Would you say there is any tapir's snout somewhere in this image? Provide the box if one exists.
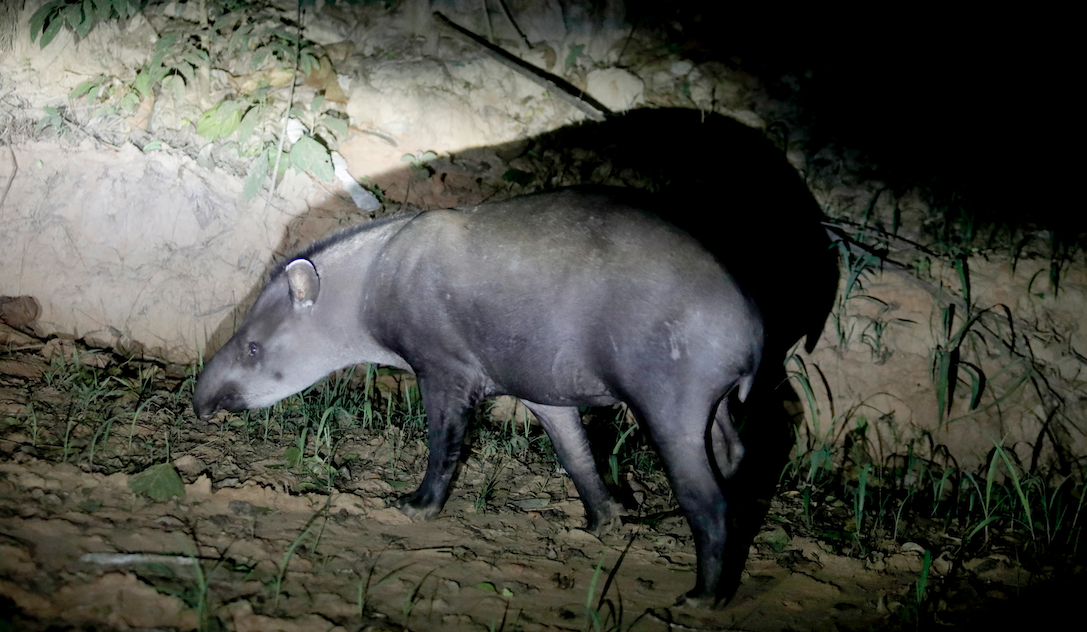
[192,378,246,421]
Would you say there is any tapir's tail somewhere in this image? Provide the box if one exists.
[736,370,756,404]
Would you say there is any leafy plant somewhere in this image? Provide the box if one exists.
[475,459,505,514]
[831,241,882,353]
[584,552,607,632]
[35,106,66,136]
[401,150,439,179]
[290,135,335,182]
[29,0,145,49]
[269,504,329,610]
[853,462,871,538]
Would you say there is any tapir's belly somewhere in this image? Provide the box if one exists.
[454,303,727,407]
[475,338,619,406]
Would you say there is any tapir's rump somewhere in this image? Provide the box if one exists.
[194,186,764,605]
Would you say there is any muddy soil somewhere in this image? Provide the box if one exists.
[0,342,1068,631]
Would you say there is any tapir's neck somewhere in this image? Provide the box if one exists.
[309,213,419,372]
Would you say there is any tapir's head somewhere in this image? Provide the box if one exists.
[193,259,346,421]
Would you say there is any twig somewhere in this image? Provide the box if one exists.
[81,552,200,568]
[0,135,16,219]
[496,0,530,48]
[264,2,303,217]
[479,0,493,43]
[432,11,610,122]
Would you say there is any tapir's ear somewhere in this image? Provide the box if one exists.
[285,259,320,309]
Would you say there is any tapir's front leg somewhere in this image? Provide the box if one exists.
[394,378,472,519]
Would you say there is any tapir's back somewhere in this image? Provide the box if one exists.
[369,187,763,405]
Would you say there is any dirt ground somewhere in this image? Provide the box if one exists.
[0,342,1065,632]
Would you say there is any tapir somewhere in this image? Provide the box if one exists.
[193,186,764,605]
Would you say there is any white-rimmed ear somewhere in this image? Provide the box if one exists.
[285,259,320,309]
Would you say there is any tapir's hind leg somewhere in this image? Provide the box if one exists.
[522,402,625,534]
[395,377,473,519]
[635,399,730,607]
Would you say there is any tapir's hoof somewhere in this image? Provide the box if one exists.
[586,501,627,536]
[674,591,722,610]
[392,493,442,520]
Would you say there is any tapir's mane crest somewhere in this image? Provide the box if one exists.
[268,211,421,281]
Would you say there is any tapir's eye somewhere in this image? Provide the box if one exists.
[247,342,260,357]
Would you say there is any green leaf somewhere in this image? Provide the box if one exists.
[475,582,497,593]
[74,0,95,39]
[196,101,243,140]
[92,0,111,21]
[269,42,290,60]
[63,3,82,30]
[301,52,318,75]
[151,34,175,67]
[243,152,269,201]
[142,140,162,152]
[283,446,302,468]
[237,105,263,144]
[132,69,152,98]
[182,49,209,66]
[290,136,334,182]
[565,44,583,70]
[310,93,324,112]
[176,61,194,84]
[70,78,99,102]
[40,15,65,48]
[29,1,65,43]
[966,515,1000,541]
[119,91,139,113]
[319,116,347,139]
[35,110,53,134]
[266,27,296,42]
[128,463,186,501]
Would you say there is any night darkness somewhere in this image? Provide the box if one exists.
[626,3,1075,240]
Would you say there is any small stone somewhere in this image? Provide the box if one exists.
[670,60,693,76]
[173,454,206,477]
[585,68,644,112]
[185,475,212,496]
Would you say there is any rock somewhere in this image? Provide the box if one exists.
[173,455,206,477]
[561,527,600,544]
[585,68,644,112]
[0,296,40,328]
[0,325,37,348]
[0,356,45,379]
[185,475,212,496]
[670,60,693,76]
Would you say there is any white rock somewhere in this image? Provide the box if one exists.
[670,60,693,76]
[585,68,644,112]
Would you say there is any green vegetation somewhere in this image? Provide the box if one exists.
[782,409,1086,627]
[31,1,348,201]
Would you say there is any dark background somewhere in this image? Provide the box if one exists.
[625,3,1074,240]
